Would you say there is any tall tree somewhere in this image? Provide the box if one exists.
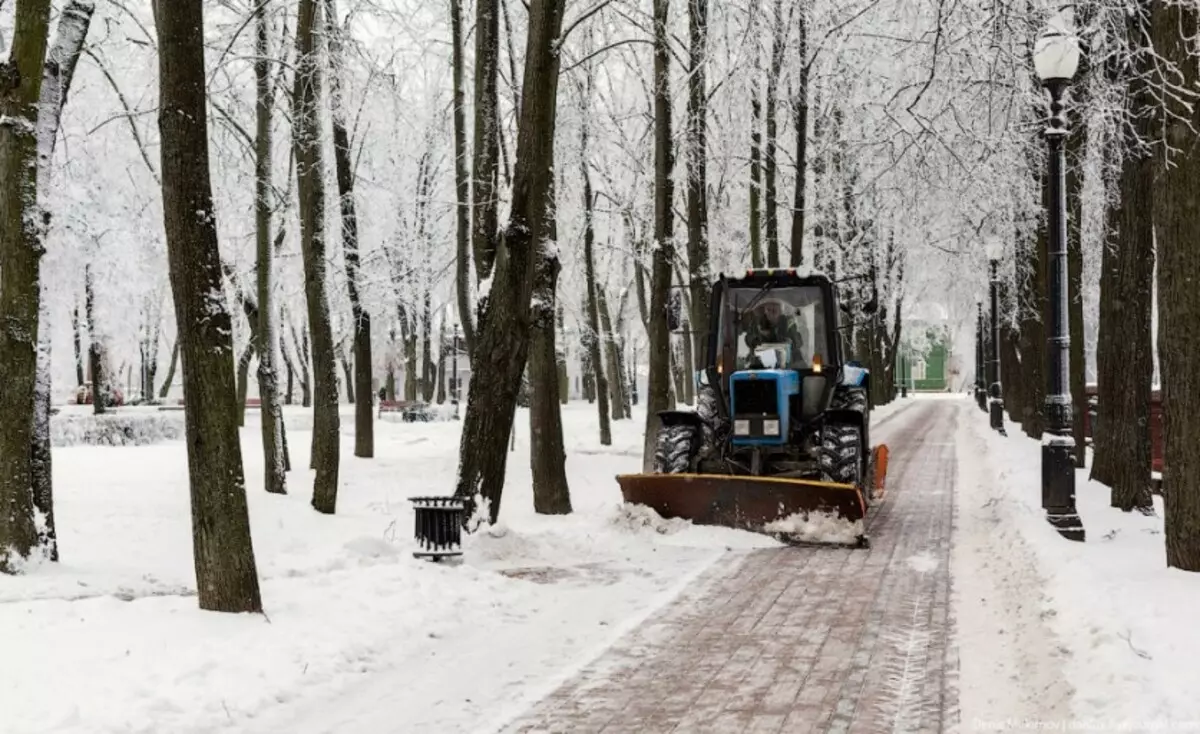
[453,0,566,522]
[253,0,287,494]
[324,0,373,459]
[29,0,94,562]
[153,0,263,612]
[529,161,572,515]
[294,0,341,513]
[685,0,710,373]
[788,6,809,266]
[763,0,786,268]
[449,0,475,355]
[1091,3,1154,514]
[1152,0,1200,571]
[0,0,53,573]
[579,69,612,446]
[748,4,763,268]
[642,0,676,470]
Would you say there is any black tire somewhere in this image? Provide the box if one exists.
[831,385,868,413]
[653,422,698,474]
[695,381,724,459]
[817,422,863,486]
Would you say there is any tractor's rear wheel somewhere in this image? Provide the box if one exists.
[817,423,863,486]
[654,423,698,474]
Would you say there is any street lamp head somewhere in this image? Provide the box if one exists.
[1033,22,1080,85]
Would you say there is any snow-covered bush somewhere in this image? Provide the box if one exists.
[50,413,185,447]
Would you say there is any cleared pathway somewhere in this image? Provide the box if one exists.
[502,401,958,733]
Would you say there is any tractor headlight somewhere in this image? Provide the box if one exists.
[734,419,750,435]
[763,419,780,435]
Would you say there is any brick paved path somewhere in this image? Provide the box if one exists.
[502,401,958,733]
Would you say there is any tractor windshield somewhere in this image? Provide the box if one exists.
[727,285,829,370]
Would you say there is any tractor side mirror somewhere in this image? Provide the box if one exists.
[667,291,682,332]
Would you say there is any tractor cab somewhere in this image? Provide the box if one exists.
[707,270,844,441]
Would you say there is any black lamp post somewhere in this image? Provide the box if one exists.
[976,302,986,411]
[451,321,461,420]
[1035,17,1084,542]
[988,257,1006,435]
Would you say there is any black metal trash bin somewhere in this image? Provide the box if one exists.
[409,496,471,560]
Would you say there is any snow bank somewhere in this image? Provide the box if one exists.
[50,411,184,446]
[1,403,772,734]
[958,403,1200,728]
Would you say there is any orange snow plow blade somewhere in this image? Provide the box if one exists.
[871,444,890,501]
[616,472,867,534]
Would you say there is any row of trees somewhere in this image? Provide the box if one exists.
[974,3,1200,571]
[2,0,1035,610]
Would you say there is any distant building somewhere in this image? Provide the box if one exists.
[896,302,955,392]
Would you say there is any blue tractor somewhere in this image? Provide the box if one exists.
[617,269,889,547]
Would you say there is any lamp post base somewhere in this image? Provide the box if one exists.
[1042,438,1084,541]
[989,399,1006,435]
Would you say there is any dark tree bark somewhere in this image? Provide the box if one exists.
[159,338,179,399]
[1018,162,1046,439]
[597,284,627,420]
[450,0,475,355]
[0,0,53,572]
[339,348,354,403]
[325,0,373,459]
[1091,6,1155,514]
[26,0,93,563]
[436,318,447,404]
[253,0,286,494]
[763,0,785,268]
[472,0,500,287]
[642,0,676,470]
[294,0,341,513]
[72,304,85,386]
[579,79,611,446]
[84,264,107,414]
[1152,0,1200,571]
[529,162,572,515]
[686,0,710,373]
[788,8,809,267]
[453,0,566,523]
[153,0,262,612]
[748,5,763,268]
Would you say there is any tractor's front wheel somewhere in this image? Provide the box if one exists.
[653,422,699,474]
[817,423,863,486]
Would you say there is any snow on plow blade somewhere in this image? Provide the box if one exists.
[615,473,867,545]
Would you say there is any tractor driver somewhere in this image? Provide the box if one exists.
[743,298,804,366]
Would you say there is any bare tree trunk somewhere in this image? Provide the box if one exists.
[597,284,627,420]
[556,304,569,404]
[1093,5,1154,513]
[579,76,611,446]
[788,9,808,267]
[294,0,340,513]
[236,340,255,425]
[529,163,572,514]
[748,6,763,269]
[686,0,710,373]
[84,264,107,414]
[642,0,676,471]
[253,0,287,494]
[454,0,566,523]
[1152,0,1200,571]
[763,0,784,268]
[449,0,475,355]
[339,348,354,403]
[436,318,447,404]
[159,338,179,399]
[153,0,262,611]
[325,0,373,458]
[26,0,93,562]
[472,0,500,288]
[421,290,435,402]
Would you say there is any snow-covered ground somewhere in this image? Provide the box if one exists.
[955,398,1200,731]
[3,397,915,734]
